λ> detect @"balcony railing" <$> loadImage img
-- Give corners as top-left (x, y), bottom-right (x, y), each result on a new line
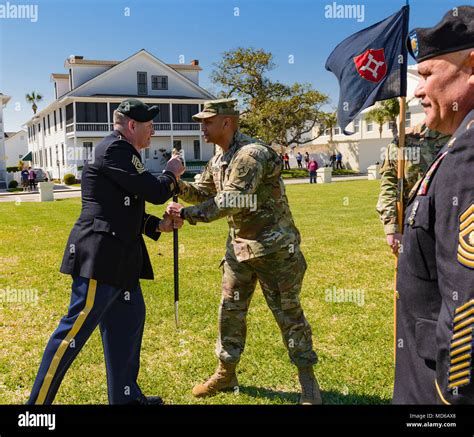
top-left (153, 123), bottom-right (171, 131)
top-left (77, 123), bottom-right (111, 132)
top-left (66, 122), bottom-right (201, 134)
top-left (172, 123), bottom-right (201, 131)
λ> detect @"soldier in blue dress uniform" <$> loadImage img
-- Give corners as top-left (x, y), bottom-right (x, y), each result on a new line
top-left (27, 99), bottom-right (185, 405)
top-left (394, 6), bottom-right (474, 404)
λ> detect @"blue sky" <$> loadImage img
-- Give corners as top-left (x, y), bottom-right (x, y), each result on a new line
top-left (0, 0), bottom-right (467, 131)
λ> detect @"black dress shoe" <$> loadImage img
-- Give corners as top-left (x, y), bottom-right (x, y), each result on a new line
top-left (128, 394), bottom-right (164, 405)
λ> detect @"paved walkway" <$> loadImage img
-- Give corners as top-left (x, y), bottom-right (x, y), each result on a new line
top-left (284, 175), bottom-right (367, 185)
top-left (0, 176), bottom-right (370, 203)
top-left (0, 185), bottom-right (81, 203)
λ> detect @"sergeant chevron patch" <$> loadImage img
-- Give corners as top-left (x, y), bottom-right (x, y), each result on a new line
top-left (131, 155), bottom-right (145, 174)
top-left (458, 204), bottom-right (474, 269)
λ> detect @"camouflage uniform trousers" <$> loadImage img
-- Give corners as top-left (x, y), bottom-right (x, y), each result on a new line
top-left (216, 246), bottom-right (318, 367)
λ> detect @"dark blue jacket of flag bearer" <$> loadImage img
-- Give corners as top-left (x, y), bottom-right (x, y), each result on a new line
top-left (60, 131), bottom-right (177, 290)
top-left (394, 110), bottom-right (474, 404)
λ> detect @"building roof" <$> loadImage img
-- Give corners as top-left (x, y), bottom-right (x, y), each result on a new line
top-left (65, 56), bottom-right (201, 71)
top-left (5, 130), bottom-right (26, 141)
top-left (62, 49), bottom-right (213, 101)
top-left (66, 57), bottom-right (119, 67)
top-left (51, 73), bottom-right (69, 80)
top-left (168, 64), bottom-right (202, 71)
top-left (23, 50), bottom-right (214, 125)
top-left (0, 93), bottom-right (11, 104)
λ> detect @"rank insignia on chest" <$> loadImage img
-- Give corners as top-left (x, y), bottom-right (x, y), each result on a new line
top-left (458, 204), bottom-right (474, 269)
top-left (408, 200), bottom-right (420, 226)
top-left (131, 155), bottom-right (145, 174)
top-left (417, 151), bottom-right (448, 196)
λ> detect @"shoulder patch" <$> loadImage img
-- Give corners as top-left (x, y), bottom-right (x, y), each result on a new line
top-left (131, 154), bottom-right (146, 174)
top-left (239, 143), bottom-right (268, 160)
top-left (458, 204), bottom-right (474, 269)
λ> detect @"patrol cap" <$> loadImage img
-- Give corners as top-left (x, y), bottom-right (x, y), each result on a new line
top-left (192, 98), bottom-right (239, 121)
top-left (116, 98), bottom-right (160, 122)
top-left (407, 5), bottom-right (474, 62)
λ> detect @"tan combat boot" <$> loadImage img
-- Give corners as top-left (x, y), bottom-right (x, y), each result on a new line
top-left (298, 366), bottom-right (323, 405)
top-left (192, 361), bottom-right (238, 398)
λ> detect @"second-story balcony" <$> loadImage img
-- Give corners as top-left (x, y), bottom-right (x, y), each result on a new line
top-left (66, 122), bottom-right (201, 137)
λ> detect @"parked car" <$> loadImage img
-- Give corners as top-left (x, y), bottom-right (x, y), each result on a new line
top-left (32, 168), bottom-right (51, 182)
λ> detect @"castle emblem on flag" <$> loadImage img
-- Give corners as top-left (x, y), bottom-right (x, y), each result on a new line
top-left (354, 48), bottom-right (387, 83)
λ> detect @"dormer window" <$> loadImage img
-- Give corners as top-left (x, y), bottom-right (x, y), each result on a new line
top-left (152, 75), bottom-right (168, 90)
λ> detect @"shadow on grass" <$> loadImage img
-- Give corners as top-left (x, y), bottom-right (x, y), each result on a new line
top-left (238, 386), bottom-right (390, 405)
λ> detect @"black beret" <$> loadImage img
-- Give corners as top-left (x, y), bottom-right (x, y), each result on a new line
top-left (407, 5), bottom-right (474, 62)
top-left (116, 98), bottom-right (159, 122)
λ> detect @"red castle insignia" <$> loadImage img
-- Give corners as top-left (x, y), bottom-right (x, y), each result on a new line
top-left (353, 48), bottom-right (387, 83)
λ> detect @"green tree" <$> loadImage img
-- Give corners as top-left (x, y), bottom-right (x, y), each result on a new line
top-left (365, 107), bottom-right (387, 138)
top-left (381, 98), bottom-right (400, 136)
top-left (25, 91), bottom-right (43, 114)
top-left (211, 47), bottom-right (328, 147)
top-left (365, 98), bottom-right (400, 138)
top-left (320, 111), bottom-right (338, 142)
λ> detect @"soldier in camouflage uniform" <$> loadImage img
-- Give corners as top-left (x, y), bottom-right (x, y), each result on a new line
top-left (376, 123), bottom-right (450, 253)
top-left (166, 98), bottom-right (321, 404)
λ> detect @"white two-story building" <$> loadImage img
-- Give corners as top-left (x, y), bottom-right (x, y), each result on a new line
top-left (308, 66), bottom-right (429, 172)
top-left (24, 49), bottom-right (215, 180)
top-left (5, 130), bottom-right (28, 167)
top-left (0, 93), bottom-right (12, 189)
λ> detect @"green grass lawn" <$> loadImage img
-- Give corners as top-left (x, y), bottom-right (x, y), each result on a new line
top-left (0, 180), bottom-right (395, 405)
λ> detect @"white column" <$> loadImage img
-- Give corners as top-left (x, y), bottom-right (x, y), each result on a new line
top-left (199, 103), bottom-right (203, 160)
top-left (169, 102), bottom-right (174, 149)
top-left (72, 102), bottom-right (77, 167)
top-left (41, 118), bottom-right (46, 169)
top-left (0, 101), bottom-right (7, 187)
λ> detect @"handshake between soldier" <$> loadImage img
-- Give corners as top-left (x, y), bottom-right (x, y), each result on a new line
top-left (26, 96), bottom-right (322, 406)
top-left (161, 154), bottom-right (185, 231)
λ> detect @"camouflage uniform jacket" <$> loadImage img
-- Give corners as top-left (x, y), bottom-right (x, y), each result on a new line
top-left (376, 123), bottom-right (450, 235)
top-left (178, 131), bottom-right (301, 262)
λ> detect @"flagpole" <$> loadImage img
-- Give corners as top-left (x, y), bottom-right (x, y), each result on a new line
top-left (394, 96), bottom-right (407, 362)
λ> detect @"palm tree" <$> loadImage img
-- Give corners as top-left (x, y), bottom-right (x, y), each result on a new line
top-left (321, 111), bottom-right (338, 142)
top-left (365, 107), bottom-right (388, 138)
top-left (365, 98), bottom-right (400, 138)
top-left (25, 91), bottom-right (43, 114)
top-left (381, 98), bottom-right (400, 137)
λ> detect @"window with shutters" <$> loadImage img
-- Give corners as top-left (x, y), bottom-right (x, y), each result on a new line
top-left (137, 72), bottom-right (148, 95)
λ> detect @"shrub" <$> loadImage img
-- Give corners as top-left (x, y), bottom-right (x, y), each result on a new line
top-left (332, 169), bottom-right (358, 176)
top-left (281, 169), bottom-right (308, 179)
top-left (63, 174), bottom-right (76, 185)
top-left (8, 180), bottom-right (18, 189)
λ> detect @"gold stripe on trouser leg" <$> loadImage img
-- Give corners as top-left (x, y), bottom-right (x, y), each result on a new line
top-left (435, 379), bottom-right (451, 405)
top-left (35, 279), bottom-right (97, 404)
